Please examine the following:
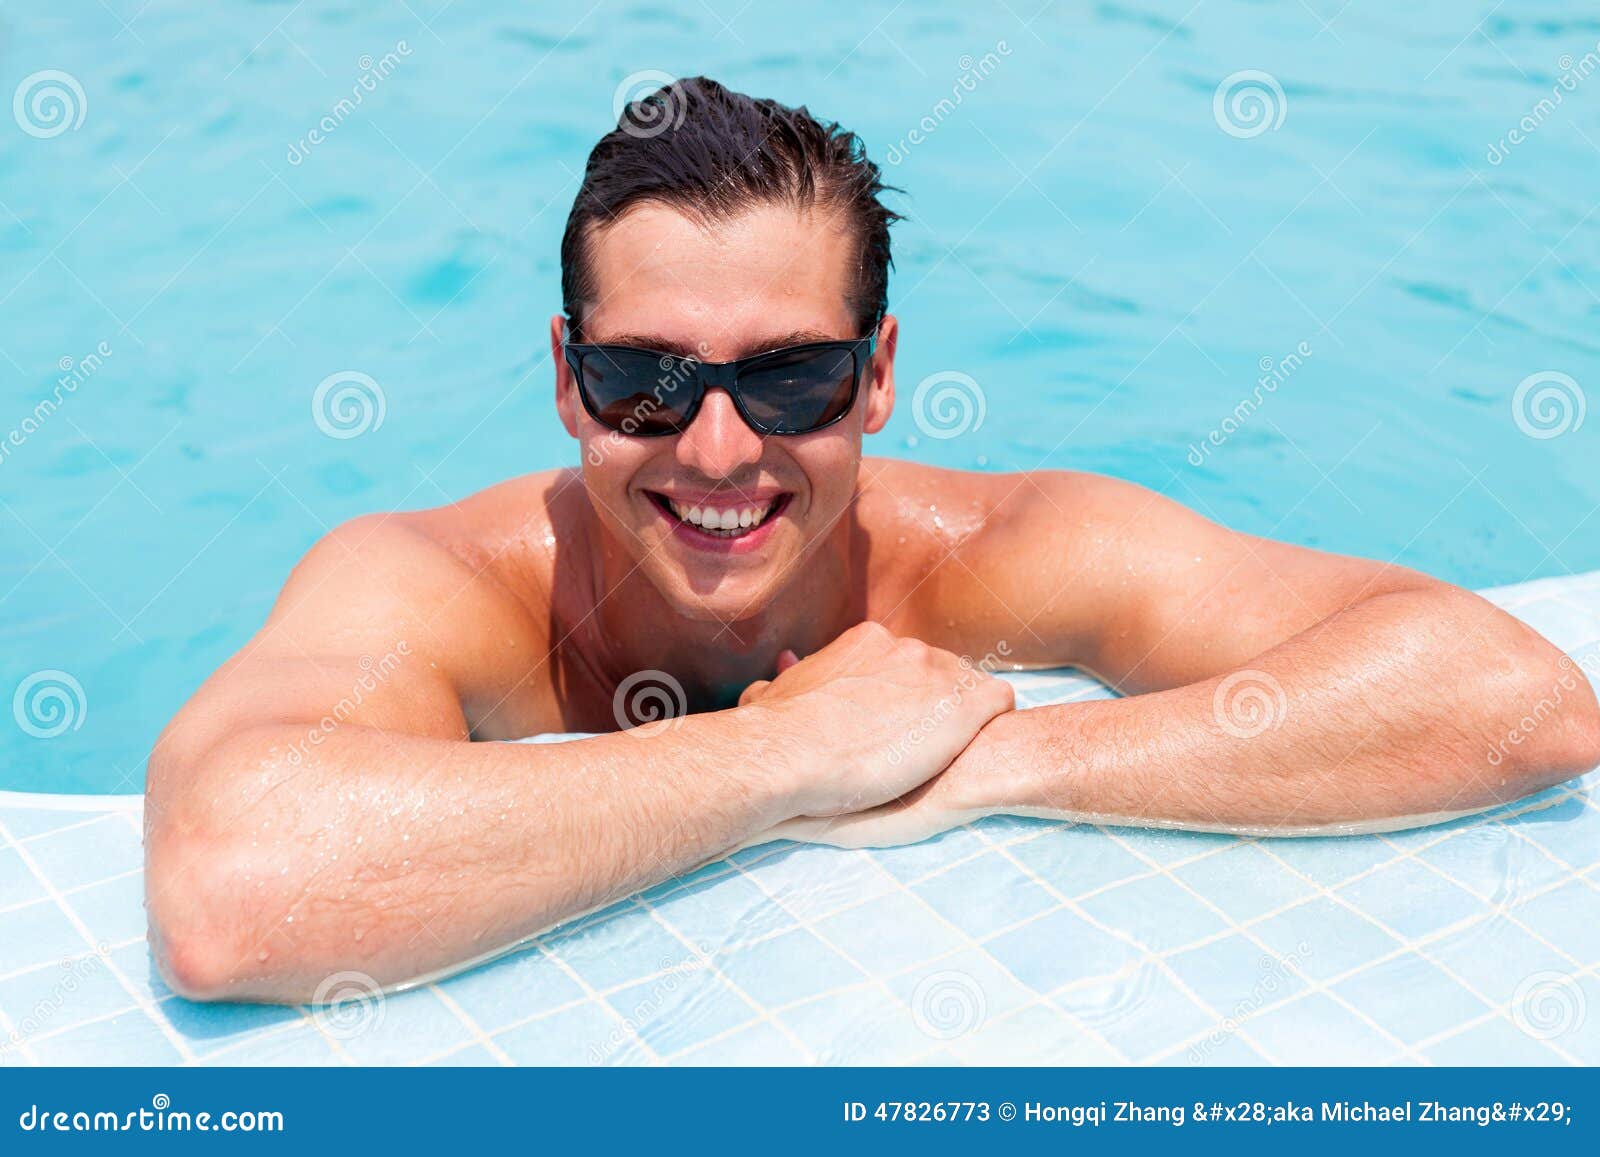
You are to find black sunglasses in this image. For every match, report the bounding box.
[563,335,876,437]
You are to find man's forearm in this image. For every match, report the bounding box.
[987,587,1600,832]
[146,707,798,1003]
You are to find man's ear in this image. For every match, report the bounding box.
[551,313,580,439]
[862,314,898,435]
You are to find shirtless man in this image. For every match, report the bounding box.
[146,77,1600,1003]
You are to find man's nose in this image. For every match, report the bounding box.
[675,389,763,478]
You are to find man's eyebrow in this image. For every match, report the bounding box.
[586,330,842,358]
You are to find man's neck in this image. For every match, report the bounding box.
[582,506,859,710]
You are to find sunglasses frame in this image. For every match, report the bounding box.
[563,334,877,437]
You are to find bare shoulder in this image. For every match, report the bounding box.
[856,461,1201,663]
[258,469,583,714]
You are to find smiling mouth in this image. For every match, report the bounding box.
[648,492,790,539]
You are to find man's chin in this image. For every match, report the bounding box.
[652,569,785,626]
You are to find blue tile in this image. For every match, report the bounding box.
[911,852,1056,938]
[61,870,146,946]
[546,908,693,992]
[439,946,585,1033]
[1053,962,1214,1061]
[605,965,755,1056]
[1171,844,1314,922]
[1268,835,1398,887]
[25,816,142,893]
[1426,916,1576,1005]
[674,1019,809,1064]
[0,954,133,1040]
[883,948,1037,1024]
[0,808,102,843]
[495,999,643,1065]
[0,900,86,973]
[326,985,473,1065]
[1244,993,1399,1064]
[1336,859,1486,939]
[813,891,965,975]
[1159,1027,1269,1067]
[778,986,931,1064]
[1077,873,1230,953]
[1536,973,1600,1064]
[717,927,862,1009]
[1509,799,1600,872]
[1417,824,1560,898]
[1423,1016,1569,1066]
[1115,827,1241,866]
[1165,933,1308,1016]
[112,942,168,1001]
[425,1042,499,1066]
[951,1001,1121,1064]
[1332,953,1490,1044]
[159,994,300,1051]
[1515,881,1600,967]
[1006,826,1147,897]
[869,827,992,882]
[1249,898,1399,982]
[203,1021,341,1065]
[0,846,44,908]
[649,870,794,949]
[984,907,1140,994]
[28,1009,182,1065]
[740,845,896,919]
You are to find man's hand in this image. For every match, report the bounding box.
[743,621,1016,819]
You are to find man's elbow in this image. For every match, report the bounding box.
[1484,644,1600,792]
[145,832,264,1003]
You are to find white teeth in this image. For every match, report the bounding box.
[665,497,779,536]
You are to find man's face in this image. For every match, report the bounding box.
[552,201,896,623]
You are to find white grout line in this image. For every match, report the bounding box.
[0,814,196,1063]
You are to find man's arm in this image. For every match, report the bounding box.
[809,472,1600,844]
[145,517,1012,1002]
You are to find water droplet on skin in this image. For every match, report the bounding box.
[285,914,295,924]
[353,929,364,942]
[257,950,269,962]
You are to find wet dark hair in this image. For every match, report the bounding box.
[560,76,899,342]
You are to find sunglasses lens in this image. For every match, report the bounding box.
[736,346,859,434]
[578,348,697,434]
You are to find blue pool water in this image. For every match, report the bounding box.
[3,1,1598,793]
